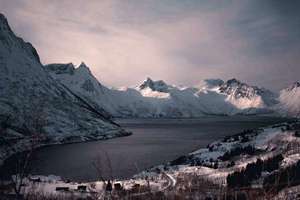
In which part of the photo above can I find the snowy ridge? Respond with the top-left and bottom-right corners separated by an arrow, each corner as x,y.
139,77 -> 171,92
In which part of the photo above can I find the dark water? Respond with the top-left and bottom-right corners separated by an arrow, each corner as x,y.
1,116 -> 290,181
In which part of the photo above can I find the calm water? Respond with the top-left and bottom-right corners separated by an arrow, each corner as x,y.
2,116 -> 290,181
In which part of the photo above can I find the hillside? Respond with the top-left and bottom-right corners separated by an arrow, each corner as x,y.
0,13 -> 129,165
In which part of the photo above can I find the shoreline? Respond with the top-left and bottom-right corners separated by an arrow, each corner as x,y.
1,118 -> 299,199
0,116 -> 295,182
0,130 -> 132,173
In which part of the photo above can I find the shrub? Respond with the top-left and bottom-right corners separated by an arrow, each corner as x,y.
219,145 -> 258,161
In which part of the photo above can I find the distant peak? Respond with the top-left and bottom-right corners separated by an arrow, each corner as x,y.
146,77 -> 153,82
226,78 -> 241,85
141,77 -> 155,84
292,81 -> 300,87
142,77 -> 154,84
221,78 -> 253,90
219,78 -> 264,99
294,81 -> 300,87
286,81 -> 300,91
139,77 -> 169,92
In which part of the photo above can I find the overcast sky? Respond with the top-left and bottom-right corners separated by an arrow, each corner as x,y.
0,0 -> 299,90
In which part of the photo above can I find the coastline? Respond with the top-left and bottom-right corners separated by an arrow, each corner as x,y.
0,129 -> 132,170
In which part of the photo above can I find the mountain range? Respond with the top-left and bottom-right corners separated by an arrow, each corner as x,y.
45,61 -> 300,118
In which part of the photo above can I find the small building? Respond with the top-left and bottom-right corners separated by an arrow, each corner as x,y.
77,185 -> 87,192
55,187 -> 69,191
114,183 -> 123,191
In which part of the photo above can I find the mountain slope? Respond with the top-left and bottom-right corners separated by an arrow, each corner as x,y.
218,79 -> 277,111
277,82 -> 300,117
0,13 -> 128,162
44,62 -> 115,118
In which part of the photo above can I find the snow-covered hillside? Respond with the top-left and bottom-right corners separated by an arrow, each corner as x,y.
0,13 -> 129,164
18,120 -> 300,199
278,82 -> 300,117
46,62 -> 279,118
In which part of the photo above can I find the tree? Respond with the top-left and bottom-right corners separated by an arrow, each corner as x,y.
91,150 -> 114,199
92,150 -> 113,182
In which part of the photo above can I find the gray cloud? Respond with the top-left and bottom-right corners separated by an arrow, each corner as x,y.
0,0 -> 299,90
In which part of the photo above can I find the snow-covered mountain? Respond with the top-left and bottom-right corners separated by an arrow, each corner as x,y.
218,78 -> 278,111
44,62 -> 115,118
277,82 -> 300,117
46,61 -> 280,118
139,78 -> 171,92
0,13 -> 128,150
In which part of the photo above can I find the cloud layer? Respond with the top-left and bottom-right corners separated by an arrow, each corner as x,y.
1,0 -> 299,90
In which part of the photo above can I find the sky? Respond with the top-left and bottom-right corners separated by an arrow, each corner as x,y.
0,0 -> 299,90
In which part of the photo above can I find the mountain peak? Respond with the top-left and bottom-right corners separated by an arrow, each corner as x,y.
142,77 -> 154,84
77,62 -> 92,74
79,62 -> 88,68
139,77 -> 169,92
0,13 -> 12,32
219,78 -> 262,99
286,81 -> 300,91
0,13 -> 41,63
226,78 -> 242,85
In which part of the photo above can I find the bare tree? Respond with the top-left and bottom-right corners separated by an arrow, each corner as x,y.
91,150 -> 115,199
92,150 -> 113,182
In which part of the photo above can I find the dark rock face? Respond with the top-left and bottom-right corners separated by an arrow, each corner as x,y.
0,13 -> 11,31
219,79 -> 263,99
139,77 -> 169,92
81,79 -> 95,92
44,63 -> 75,75
286,82 -> 300,91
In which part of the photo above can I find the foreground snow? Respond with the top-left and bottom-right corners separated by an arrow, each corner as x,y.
8,120 -> 299,199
